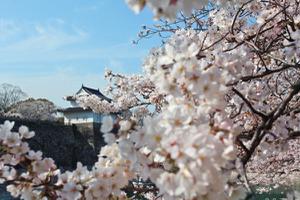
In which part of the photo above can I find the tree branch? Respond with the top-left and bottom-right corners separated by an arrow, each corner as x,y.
232,88 -> 267,119
241,79 -> 300,165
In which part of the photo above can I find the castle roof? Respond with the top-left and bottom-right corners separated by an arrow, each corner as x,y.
57,107 -> 92,113
65,85 -> 112,103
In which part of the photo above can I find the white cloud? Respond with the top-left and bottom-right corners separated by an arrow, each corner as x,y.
4,29 -> 85,52
0,19 -> 87,53
0,19 -> 22,43
0,19 -> 147,65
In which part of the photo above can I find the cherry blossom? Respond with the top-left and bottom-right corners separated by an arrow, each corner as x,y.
1,0 -> 300,199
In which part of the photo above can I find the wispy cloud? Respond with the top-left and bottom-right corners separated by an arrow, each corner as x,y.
0,19 -> 88,62
0,19 -> 147,65
3,28 -> 86,52
0,19 -> 21,40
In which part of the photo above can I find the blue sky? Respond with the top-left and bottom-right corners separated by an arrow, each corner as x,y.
0,0 -> 159,107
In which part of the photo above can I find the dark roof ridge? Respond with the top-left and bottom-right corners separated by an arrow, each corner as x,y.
80,85 -> 112,103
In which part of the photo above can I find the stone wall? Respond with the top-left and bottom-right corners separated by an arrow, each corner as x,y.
73,122 -> 105,153
0,117 -> 103,169
0,117 -> 109,199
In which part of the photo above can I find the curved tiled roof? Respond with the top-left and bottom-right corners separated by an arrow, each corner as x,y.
77,85 -> 112,103
57,107 -> 92,113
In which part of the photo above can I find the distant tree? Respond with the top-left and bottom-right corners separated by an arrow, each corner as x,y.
6,98 -> 57,121
0,83 -> 27,112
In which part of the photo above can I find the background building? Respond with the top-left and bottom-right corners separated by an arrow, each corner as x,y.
59,85 -> 111,125
58,85 -> 112,152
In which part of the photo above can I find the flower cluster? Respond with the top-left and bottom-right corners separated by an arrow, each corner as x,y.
57,144 -> 134,200
96,28 -> 241,199
2,0 -> 300,199
144,29 -> 230,112
0,121 -> 135,200
77,71 -> 164,119
125,0 -> 248,20
0,121 -> 58,199
81,0 -> 300,198
125,0 -> 300,197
